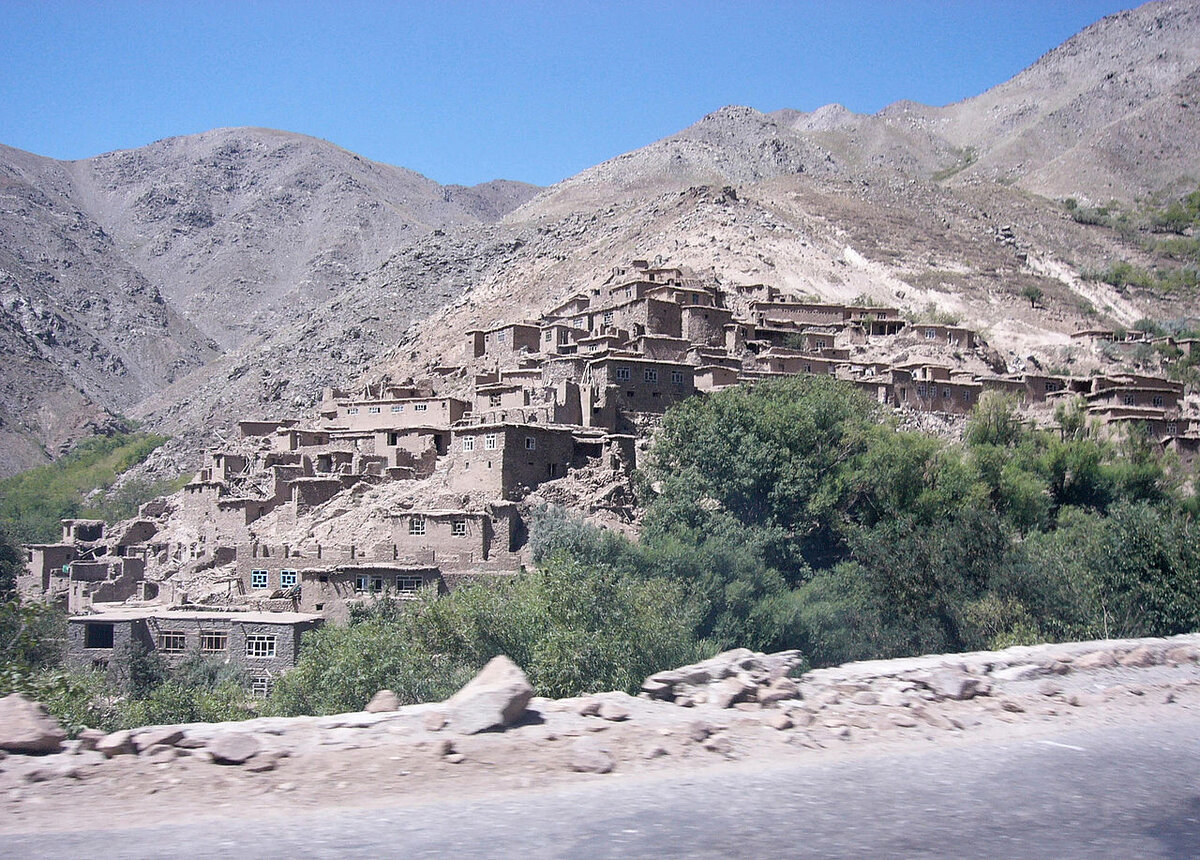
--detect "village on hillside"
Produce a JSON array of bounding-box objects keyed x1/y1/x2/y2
[{"x1": 17, "y1": 260, "x2": 1200, "y2": 693}]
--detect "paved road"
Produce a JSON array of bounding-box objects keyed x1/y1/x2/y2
[{"x1": 7, "y1": 715, "x2": 1200, "y2": 859}]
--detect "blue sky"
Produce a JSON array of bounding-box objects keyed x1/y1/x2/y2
[{"x1": 1, "y1": 1, "x2": 1138, "y2": 187}]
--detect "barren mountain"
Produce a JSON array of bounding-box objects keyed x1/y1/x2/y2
[{"x1": 2, "y1": 0, "x2": 1199, "y2": 480}]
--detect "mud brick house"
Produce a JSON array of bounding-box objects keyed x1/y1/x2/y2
[
  {"x1": 67, "y1": 609, "x2": 321, "y2": 690},
  {"x1": 446, "y1": 422, "x2": 577, "y2": 498}
]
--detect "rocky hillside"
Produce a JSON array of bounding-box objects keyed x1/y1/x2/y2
[
  {"x1": 2, "y1": 0, "x2": 1199, "y2": 479},
  {"x1": 0, "y1": 131, "x2": 538, "y2": 475}
]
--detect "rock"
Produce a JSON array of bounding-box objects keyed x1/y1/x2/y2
[
  {"x1": 789, "y1": 711, "x2": 815, "y2": 728},
  {"x1": 245, "y1": 753, "x2": 280, "y2": 773},
  {"x1": 992, "y1": 664, "x2": 1043, "y2": 682},
  {"x1": 888, "y1": 713, "x2": 919, "y2": 728},
  {"x1": 1165, "y1": 645, "x2": 1199, "y2": 664},
  {"x1": 0, "y1": 694, "x2": 66, "y2": 754},
  {"x1": 643, "y1": 744, "x2": 669, "y2": 759},
  {"x1": 1118, "y1": 647, "x2": 1159, "y2": 668},
  {"x1": 829, "y1": 725, "x2": 851, "y2": 739},
  {"x1": 207, "y1": 732, "x2": 261, "y2": 765},
  {"x1": 925, "y1": 671, "x2": 986, "y2": 701},
  {"x1": 576, "y1": 698, "x2": 602, "y2": 717},
  {"x1": 444, "y1": 655, "x2": 534, "y2": 734},
  {"x1": 687, "y1": 720, "x2": 713, "y2": 742},
  {"x1": 1073, "y1": 650, "x2": 1117, "y2": 670},
  {"x1": 96, "y1": 730, "x2": 135, "y2": 758},
  {"x1": 133, "y1": 728, "x2": 185, "y2": 753},
  {"x1": 365, "y1": 690, "x2": 400, "y2": 713},
  {"x1": 76, "y1": 729, "x2": 106, "y2": 752},
  {"x1": 423, "y1": 711, "x2": 447, "y2": 732},
  {"x1": 733, "y1": 702, "x2": 762, "y2": 712},
  {"x1": 876, "y1": 687, "x2": 909, "y2": 708},
  {"x1": 598, "y1": 701, "x2": 631, "y2": 722},
  {"x1": 433, "y1": 738, "x2": 455, "y2": 757},
  {"x1": 758, "y1": 677, "x2": 801, "y2": 707},
  {"x1": 703, "y1": 735, "x2": 734, "y2": 756},
  {"x1": 145, "y1": 745, "x2": 179, "y2": 763},
  {"x1": 764, "y1": 711, "x2": 793, "y2": 731},
  {"x1": 911, "y1": 705, "x2": 956, "y2": 730},
  {"x1": 709, "y1": 676, "x2": 757, "y2": 709},
  {"x1": 640, "y1": 678, "x2": 675, "y2": 700},
  {"x1": 568, "y1": 740, "x2": 614, "y2": 774},
  {"x1": 445, "y1": 753, "x2": 465, "y2": 765},
  {"x1": 850, "y1": 691, "x2": 879, "y2": 706},
  {"x1": 999, "y1": 699, "x2": 1026, "y2": 713},
  {"x1": 1037, "y1": 680, "x2": 1063, "y2": 697}
]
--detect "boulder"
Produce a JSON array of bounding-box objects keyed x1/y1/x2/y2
[
  {"x1": 991, "y1": 664, "x2": 1043, "y2": 682},
  {"x1": 709, "y1": 675, "x2": 757, "y2": 709},
  {"x1": 598, "y1": 701, "x2": 631, "y2": 722},
  {"x1": 207, "y1": 732, "x2": 261, "y2": 765},
  {"x1": 132, "y1": 727, "x2": 185, "y2": 753},
  {"x1": 1073, "y1": 650, "x2": 1117, "y2": 670},
  {"x1": 924, "y1": 670, "x2": 987, "y2": 701},
  {"x1": 96, "y1": 730, "x2": 135, "y2": 758},
  {"x1": 1118, "y1": 646, "x2": 1159, "y2": 668},
  {"x1": 568, "y1": 740, "x2": 614, "y2": 774},
  {"x1": 444, "y1": 655, "x2": 533, "y2": 734},
  {"x1": 365, "y1": 690, "x2": 400, "y2": 713},
  {"x1": 758, "y1": 677, "x2": 801, "y2": 707},
  {"x1": 0, "y1": 694, "x2": 65, "y2": 754}
]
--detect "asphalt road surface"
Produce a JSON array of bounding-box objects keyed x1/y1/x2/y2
[{"x1": 7, "y1": 714, "x2": 1199, "y2": 859}]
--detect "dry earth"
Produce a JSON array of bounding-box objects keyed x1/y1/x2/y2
[{"x1": 3, "y1": 634, "x2": 1199, "y2": 837}]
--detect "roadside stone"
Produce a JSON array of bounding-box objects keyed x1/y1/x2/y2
[
  {"x1": 1073, "y1": 650, "x2": 1117, "y2": 670},
  {"x1": 687, "y1": 721, "x2": 713, "y2": 742},
  {"x1": 733, "y1": 702, "x2": 762, "y2": 712},
  {"x1": 598, "y1": 701, "x2": 631, "y2": 722},
  {"x1": 643, "y1": 744, "x2": 669, "y2": 759},
  {"x1": 703, "y1": 734, "x2": 734, "y2": 756},
  {"x1": 999, "y1": 699, "x2": 1026, "y2": 713},
  {"x1": 709, "y1": 676, "x2": 757, "y2": 709},
  {"x1": 889, "y1": 713, "x2": 919, "y2": 728},
  {"x1": 1118, "y1": 647, "x2": 1159, "y2": 668},
  {"x1": 992, "y1": 664, "x2": 1043, "y2": 682},
  {"x1": 876, "y1": 687, "x2": 909, "y2": 708},
  {"x1": 0, "y1": 694, "x2": 66, "y2": 754},
  {"x1": 850, "y1": 691, "x2": 879, "y2": 706},
  {"x1": 830, "y1": 725, "x2": 851, "y2": 739},
  {"x1": 569, "y1": 740, "x2": 614, "y2": 774},
  {"x1": 576, "y1": 698, "x2": 601, "y2": 717},
  {"x1": 422, "y1": 711, "x2": 447, "y2": 732},
  {"x1": 365, "y1": 690, "x2": 400, "y2": 713},
  {"x1": 789, "y1": 711, "x2": 815, "y2": 727},
  {"x1": 1165, "y1": 645, "x2": 1199, "y2": 664},
  {"x1": 911, "y1": 705, "x2": 956, "y2": 731},
  {"x1": 850, "y1": 713, "x2": 873, "y2": 729},
  {"x1": 924, "y1": 671, "x2": 986, "y2": 701},
  {"x1": 445, "y1": 753, "x2": 465, "y2": 765},
  {"x1": 245, "y1": 753, "x2": 280, "y2": 773},
  {"x1": 133, "y1": 728, "x2": 185, "y2": 753},
  {"x1": 444, "y1": 655, "x2": 534, "y2": 734},
  {"x1": 433, "y1": 738, "x2": 455, "y2": 757},
  {"x1": 76, "y1": 729, "x2": 106, "y2": 752},
  {"x1": 758, "y1": 677, "x2": 800, "y2": 707},
  {"x1": 145, "y1": 744, "x2": 179, "y2": 763},
  {"x1": 1037, "y1": 680, "x2": 1063, "y2": 697},
  {"x1": 96, "y1": 730, "x2": 136, "y2": 758},
  {"x1": 207, "y1": 732, "x2": 261, "y2": 765},
  {"x1": 763, "y1": 711, "x2": 793, "y2": 731}
]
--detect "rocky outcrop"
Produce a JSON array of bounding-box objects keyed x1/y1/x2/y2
[{"x1": 642, "y1": 648, "x2": 803, "y2": 708}]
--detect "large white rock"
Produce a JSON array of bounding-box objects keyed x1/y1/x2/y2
[
  {"x1": 0, "y1": 694, "x2": 65, "y2": 754},
  {"x1": 444, "y1": 655, "x2": 533, "y2": 734}
]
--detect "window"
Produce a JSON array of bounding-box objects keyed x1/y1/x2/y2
[
  {"x1": 409, "y1": 516, "x2": 426, "y2": 536},
  {"x1": 525, "y1": 437, "x2": 537, "y2": 450},
  {"x1": 414, "y1": 404, "x2": 428, "y2": 412},
  {"x1": 155, "y1": 631, "x2": 185, "y2": 653},
  {"x1": 1167, "y1": 423, "x2": 1178, "y2": 435},
  {"x1": 368, "y1": 406, "x2": 381, "y2": 414},
  {"x1": 451, "y1": 520, "x2": 466, "y2": 536},
  {"x1": 925, "y1": 329, "x2": 937, "y2": 340},
  {"x1": 462, "y1": 437, "x2": 475, "y2": 452},
  {"x1": 251, "y1": 569, "x2": 269, "y2": 589},
  {"x1": 200, "y1": 631, "x2": 228, "y2": 654},
  {"x1": 1153, "y1": 395, "x2": 1164, "y2": 408},
  {"x1": 246, "y1": 635, "x2": 276, "y2": 659},
  {"x1": 917, "y1": 384, "x2": 927, "y2": 398},
  {"x1": 489, "y1": 393, "x2": 502, "y2": 407},
  {"x1": 615, "y1": 367, "x2": 631, "y2": 381},
  {"x1": 250, "y1": 675, "x2": 273, "y2": 698},
  {"x1": 671, "y1": 370, "x2": 684, "y2": 385},
  {"x1": 814, "y1": 339, "x2": 827, "y2": 350},
  {"x1": 545, "y1": 330, "x2": 553, "y2": 342},
  {"x1": 602, "y1": 311, "x2": 614, "y2": 325},
  {"x1": 943, "y1": 388, "x2": 951, "y2": 399},
  {"x1": 84, "y1": 622, "x2": 114, "y2": 649},
  {"x1": 961, "y1": 390, "x2": 973, "y2": 403},
  {"x1": 391, "y1": 404, "x2": 403, "y2": 413},
  {"x1": 280, "y1": 569, "x2": 297, "y2": 587},
  {"x1": 347, "y1": 407, "x2": 360, "y2": 415},
  {"x1": 396, "y1": 575, "x2": 423, "y2": 593},
  {"x1": 484, "y1": 434, "x2": 498, "y2": 450},
  {"x1": 1123, "y1": 394, "x2": 1136, "y2": 406},
  {"x1": 644, "y1": 369, "x2": 658, "y2": 382},
  {"x1": 804, "y1": 364, "x2": 812, "y2": 374}
]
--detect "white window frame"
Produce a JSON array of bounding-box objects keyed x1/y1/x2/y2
[
  {"x1": 347, "y1": 407, "x2": 360, "y2": 415},
  {"x1": 251, "y1": 569, "x2": 269, "y2": 589},
  {"x1": 368, "y1": 406, "x2": 381, "y2": 414},
  {"x1": 199, "y1": 631, "x2": 228, "y2": 654},
  {"x1": 414, "y1": 403, "x2": 428, "y2": 412},
  {"x1": 451, "y1": 520, "x2": 467, "y2": 536},
  {"x1": 245, "y1": 635, "x2": 277, "y2": 659},
  {"x1": 391, "y1": 404, "x2": 403, "y2": 413},
  {"x1": 280, "y1": 569, "x2": 298, "y2": 587},
  {"x1": 409, "y1": 516, "x2": 426, "y2": 536},
  {"x1": 462, "y1": 437, "x2": 475, "y2": 452},
  {"x1": 396, "y1": 575, "x2": 423, "y2": 593},
  {"x1": 484, "y1": 434, "x2": 498, "y2": 450}
]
